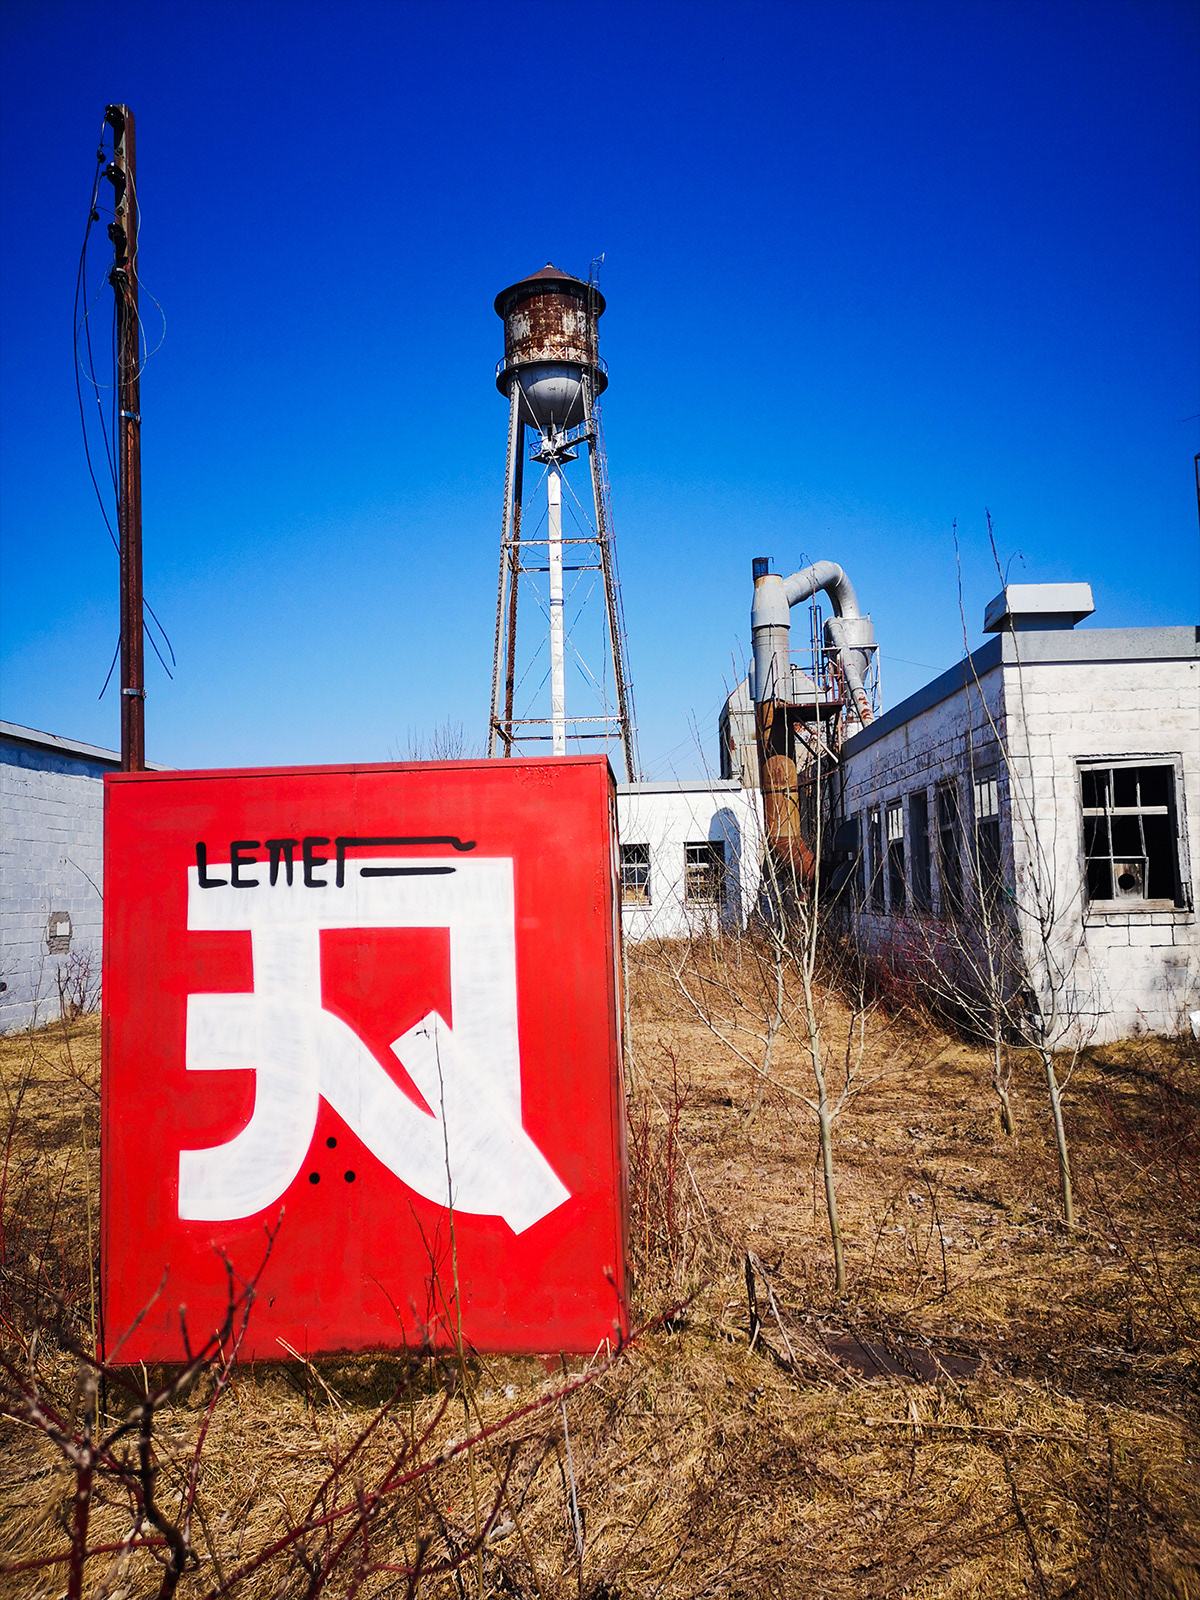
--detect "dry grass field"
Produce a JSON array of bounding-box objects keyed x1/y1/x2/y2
[{"x1": 1, "y1": 941, "x2": 1197, "y2": 1598}]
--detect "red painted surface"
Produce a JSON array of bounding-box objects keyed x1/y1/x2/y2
[{"x1": 101, "y1": 757, "x2": 628, "y2": 1362}]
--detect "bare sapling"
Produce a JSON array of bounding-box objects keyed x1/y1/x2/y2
[
  {"x1": 947, "y1": 511, "x2": 1097, "y2": 1227},
  {"x1": 878, "y1": 893, "x2": 1021, "y2": 1139},
  {"x1": 661, "y1": 922, "x2": 787, "y2": 1123},
  {"x1": 663, "y1": 718, "x2": 884, "y2": 1294},
  {"x1": 763, "y1": 834, "x2": 879, "y2": 1298}
]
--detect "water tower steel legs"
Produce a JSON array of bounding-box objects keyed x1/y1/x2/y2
[
  {"x1": 488, "y1": 387, "x2": 523, "y2": 757},
  {"x1": 547, "y1": 466, "x2": 567, "y2": 755},
  {"x1": 488, "y1": 404, "x2": 638, "y2": 776},
  {"x1": 488, "y1": 386, "x2": 637, "y2": 775},
  {"x1": 582, "y1": 377, "x2": 636, "y2": 782},
  {"x1": 502, "y1": 419, "x2": 525, "y2": 749}
]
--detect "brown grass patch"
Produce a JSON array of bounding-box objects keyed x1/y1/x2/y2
[{"x1": 2, "y1": 945, "x2": 1198, "y2": 1597}]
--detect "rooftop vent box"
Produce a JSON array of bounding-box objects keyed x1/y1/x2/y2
[{"x1": 984, "y1": 582, "x2": 1094, "y2": 634}]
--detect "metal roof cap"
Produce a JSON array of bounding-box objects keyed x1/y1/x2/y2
[{"x1": 984, "y1": 582, "x2": 1095, "y2": 633}]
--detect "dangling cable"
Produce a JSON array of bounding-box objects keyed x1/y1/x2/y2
[{"x1": 76, "y1": 116, "x2": 178, "y2": 689}]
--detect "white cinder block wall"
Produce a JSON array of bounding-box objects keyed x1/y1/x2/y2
[
  {"x1": 616, "y1": 781, "x2": 762, "y2": 940},
  {"x1": 836, "y1": 626, "x2": 1199, "y2": 1043},
  {"x1": 1001, "y1": 632, "x2": 1199, "y2": 1040},
  {"x1": 837, "y1": 653, "x2": 1008, "y2": 938},
  {"x1": 0, "y1": 724, "x2": 114, "y2": 1032}
]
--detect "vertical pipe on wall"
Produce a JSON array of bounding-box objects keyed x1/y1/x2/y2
[{"x1": 548, "y1": 465, "x2": 566, "y2": 755}]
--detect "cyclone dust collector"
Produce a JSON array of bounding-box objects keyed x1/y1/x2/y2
[{"x1": 488, "y1": 264, "x2": 638, "y2": 779}]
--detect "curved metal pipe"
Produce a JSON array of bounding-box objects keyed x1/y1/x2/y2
[
  {"x1": 751, "y1": 560, "x2": 875, "y2": 726},
  {"x1": 782, "y1": 560, "x2": 862, "y2": 618}
]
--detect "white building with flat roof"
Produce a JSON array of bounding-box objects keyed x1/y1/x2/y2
[
  {"x1": 831, "y1": 590, "x2": 1199, "y2": 1043},
  {"x1": 615, "y1": 780, "x2": 761, "y2": 941}
]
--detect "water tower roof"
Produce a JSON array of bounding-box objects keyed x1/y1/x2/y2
[{"x1": 495, "y1": 264, "x2": 605, "y2": 318}]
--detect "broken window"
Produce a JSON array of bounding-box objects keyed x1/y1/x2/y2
[
  {"x1": 830, "y1": 817, "x2": 864, "y2": 907},
  {"x1": 620, "y1": 843, "x2": 651, "y2": 905},
  {"x1": 868, "y1": 808, "x2": 885, "y2": 911},
  {"x1": 1080, "y1": 762, "x2": 1182, "y2": 906},
  {"x1": 47, "y1": 911, "x2": 72, "y2": 954},
  {"x1": 972, "y1": 774, "x2": 1002, "y2": 909},
  {"x1": 937, "y1": 783, "x2": 963, "y2": 918},
  {"x1": 684, "y1": 841, "x2": 726, "y2": 904},
  {"x1": 886, "y1": 801, "x2": 906, "y2": 914},
  {"x1": 909, "y1": 789, "x2": 932, "y2": 912}
]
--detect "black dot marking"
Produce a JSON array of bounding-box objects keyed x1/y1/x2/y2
[
  {"x1": 344, "y1": 1170, "x2": 356, "y2": 1183},
  {"x1": 309, "y1": 1171, "x2": 320, "y2": 1184},
  {"x1": 326, "y1": 1136, "x2": 338, "y2": 1148}
]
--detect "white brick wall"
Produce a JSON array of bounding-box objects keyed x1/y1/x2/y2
[
  {"x1": 0, "y1": 738, "x2": 110, "y2": 1032},
  {"x1": 617, "y1": 784, "x2": 762, "y2": 941},
  {"x1": 837, "y1": 637, "x2": 1199, "y2": 1043},
  {"x1": 1003, "y1": 650, "x2": 1198, "y2": 1038}
]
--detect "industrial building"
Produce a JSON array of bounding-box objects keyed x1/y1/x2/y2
[
  {"x1": 832, "y1": 587, "x2": 1199, "y2": 1042},
  {"x1": 742, "y1": 565, "x2": 1199, "y2": 1043}
]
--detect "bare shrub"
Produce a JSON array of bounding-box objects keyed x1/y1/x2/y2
[
  {"x1": 55, "y1": 947, "x2": 101, "y2": 1023},
  {"x1": 4, "y1": 998, "x2": 1198, "y2": 1596},
  {"x1": 401, "y1": 721, "x2": 481, "y2": 761}
]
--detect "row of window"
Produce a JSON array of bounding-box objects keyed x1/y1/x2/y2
[
  {"x1": 860, "y1": 775, "x2": 999, "y2": 918},
  {"x1": 854, "y1": 759, "x2": 1185, "y2": 918},
  {"x1": 619, "y1": 840, "x2": 727, "y2": 906}
]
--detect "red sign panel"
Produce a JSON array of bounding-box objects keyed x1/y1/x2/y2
[{"x1": 101, "y1": 757, "x2": 628, "y2": 1361}]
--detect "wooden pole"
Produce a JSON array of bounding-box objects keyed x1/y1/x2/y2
[{"x1": 105, "y1": 104, "x2": 144, "y2": 771}]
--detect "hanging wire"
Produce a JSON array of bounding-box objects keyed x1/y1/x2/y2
[
  {"x1": 75, "y1": 116, "x2": 177, "y2": 691},
  {"x1": 121, "y1": 157, "x2": 168, "y2": 373},
  {"x1": 73, "y1": 129, "x2": 119, "y2": 548},
  {"x1": 97, "y1": 636, "x2": 120, "y2": 701}
]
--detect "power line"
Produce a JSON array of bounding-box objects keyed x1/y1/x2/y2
[{"x1": 75, "y1": 112, "x2": 177, "y2": 698}]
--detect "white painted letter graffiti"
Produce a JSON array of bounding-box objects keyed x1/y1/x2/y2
[{"x1": 180, "y1": 857, "x2": 569, "y2": 1232}]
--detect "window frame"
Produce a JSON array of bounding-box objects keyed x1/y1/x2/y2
[
  {"x1": 684, "y1": 840, "x2": 727, "y2": 905},
  {"x1": 909, "y1": 788, "x2": 932, "y2": 913},
  {"x1": 619, "y1": 842, "x2": 651, "y2": 905},
  {"x1": 970, "y1": 770, "x2": 1003, "y2": 912},
  {"x1": 868, "y1": 807, "x2": 885, "y2": 912},
  {"x1": 936, "y1": 780, "x2": 963, "y2": 920},
  {"x1": 885, "y1": 800, "x2": 906, "y2": 914},
  {"x1": 1077, "y1": 755, "x2": 1191, "y2": 912}
]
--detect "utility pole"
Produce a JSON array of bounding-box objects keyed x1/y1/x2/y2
[{"x1": 104, "y1": 104, "x2": 144, "y2": 771}]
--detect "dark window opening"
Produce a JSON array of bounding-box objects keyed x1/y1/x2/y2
[
  {"x1": 831, "y1": 817, "x2": 864, "y2": 907},
  {"x1": 976, "y1": 819, "x2": 1002, "y2": 906},
  {"x1": 937, "y1": 784, "x2": 963, "y2": 919},
  {"x1": 685, "y1": 840, "x2": 726, "y2": 904},
  {"x1": 1081, "y1": 763, "x2": 1182, "y2": 906},
  {"x1": 910, "y1": 789, "x2": 931, "y2": 912},
  {"x1": 868, "y1": 808, "x2": 885, "y2": 911},
  {"x1": 886, "y1": 802, "x2": 906, "y2": 914},
  {"x1": 620, "y1": 843, "x2": 651, "y2": 905},
  {"x1": 972, "y1": 775, "x2": 1003, "y2": 910}
]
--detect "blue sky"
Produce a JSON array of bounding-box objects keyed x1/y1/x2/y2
[{"x1": 2, "y1": 0, "x2": 1196, "y2": 777}]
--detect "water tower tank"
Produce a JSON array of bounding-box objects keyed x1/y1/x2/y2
[{"x1": 495, "y1": 263, "x2": 607, "y2": 433}]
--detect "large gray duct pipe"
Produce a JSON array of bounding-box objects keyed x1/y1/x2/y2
[{"x1": 751, "y1": 560, "x2": 875, "y2": 725}]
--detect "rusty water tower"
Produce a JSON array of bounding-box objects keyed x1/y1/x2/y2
[{"x1": 488, "y1": 264, "x2": 637, "y2": 779}]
